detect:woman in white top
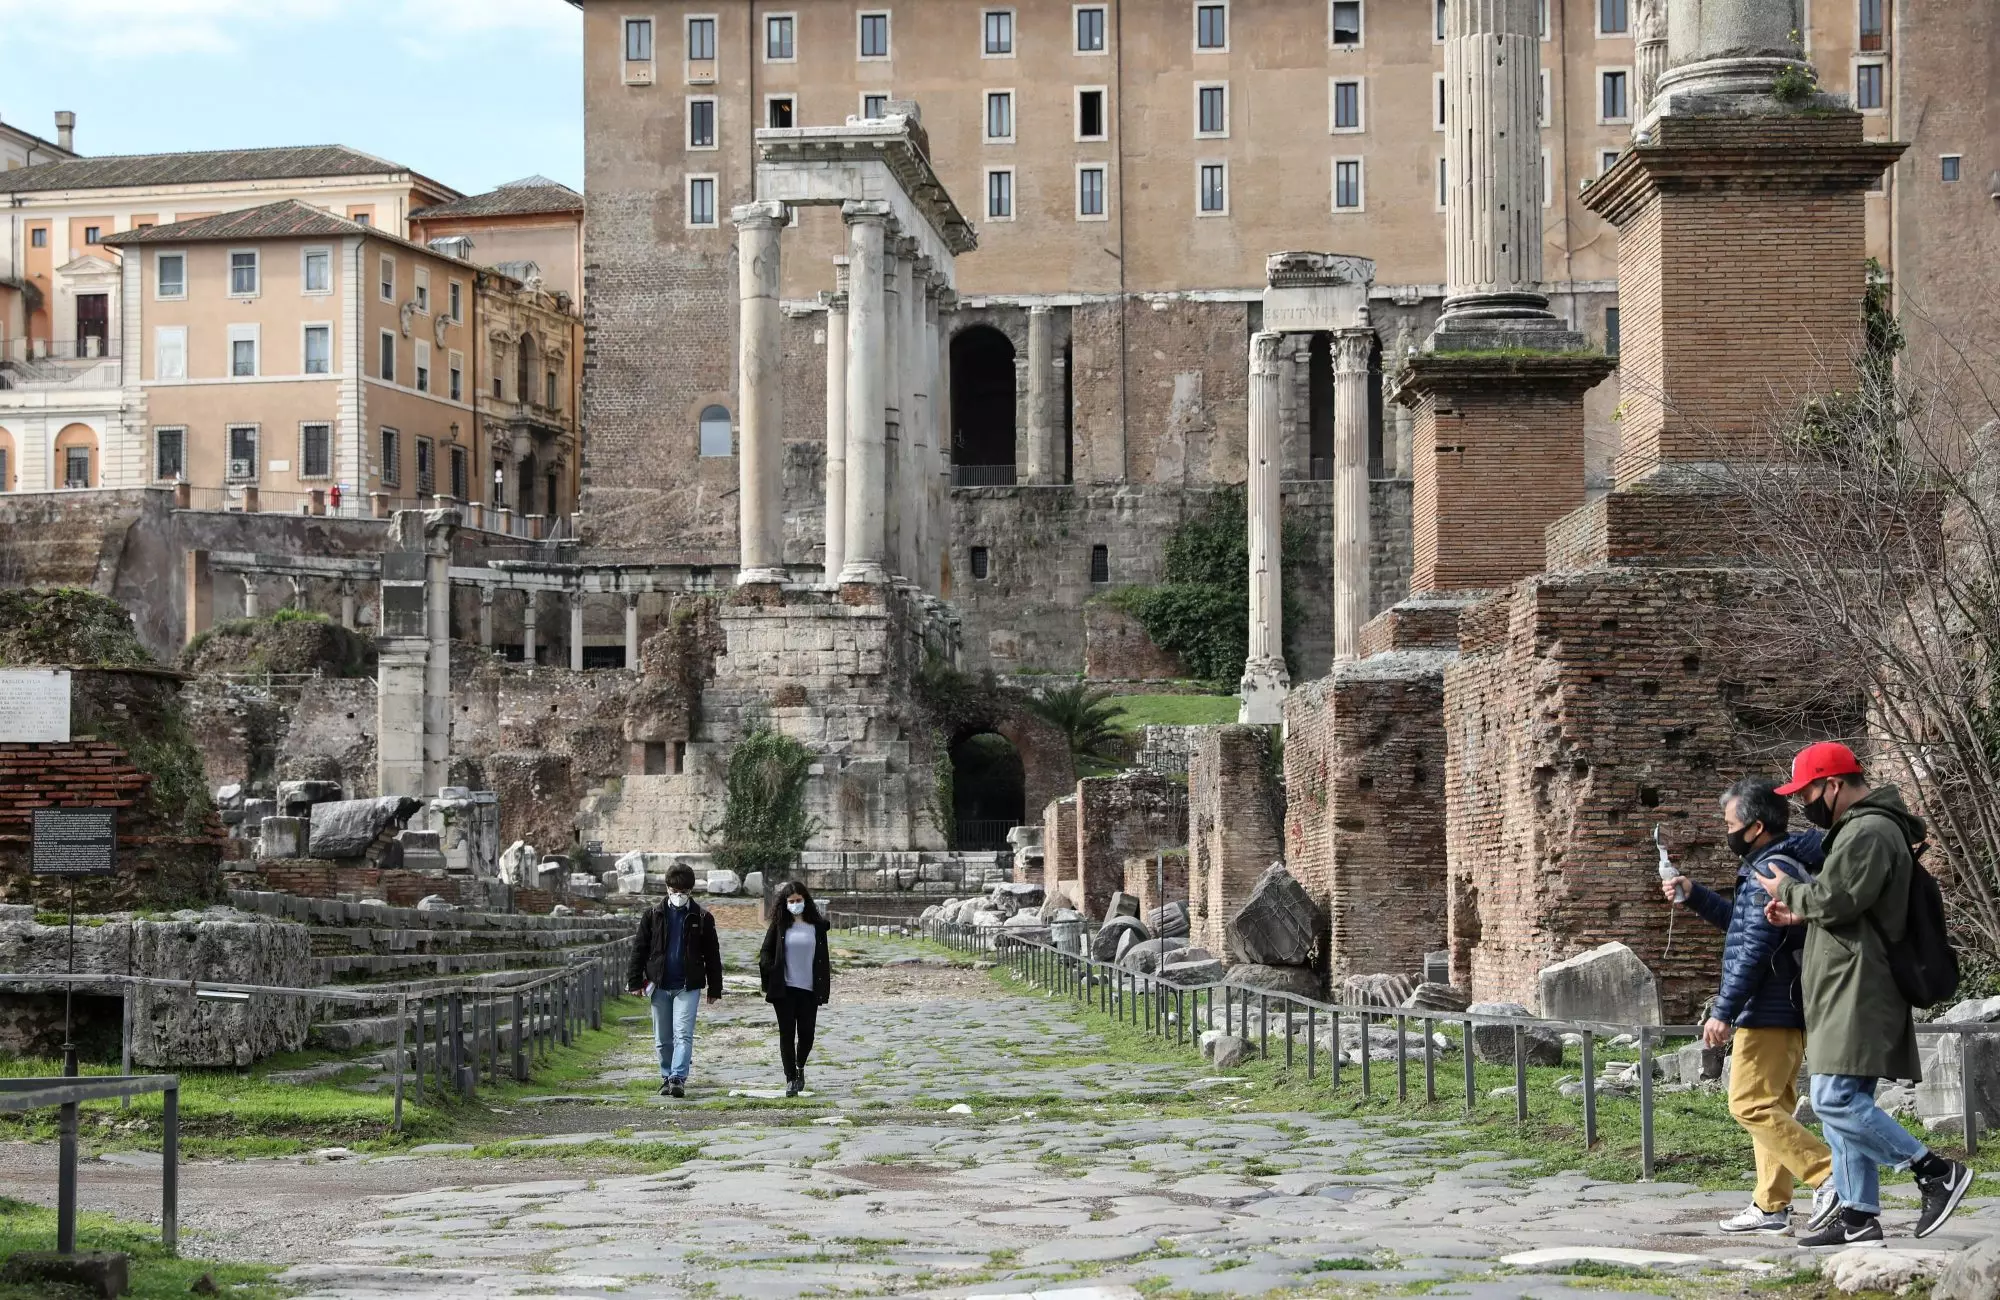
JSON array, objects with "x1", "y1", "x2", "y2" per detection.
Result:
[{"x1": 756, "y1": 879, "x2": 831, "y2": 1096}]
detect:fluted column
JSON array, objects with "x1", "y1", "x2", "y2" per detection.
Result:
[
  {"x1": 733, "y1": 200, "x2": 787, "y2": 585},
  {"x1": 1440, "y1": 0, "x2": 1547, "y2": 330},
  {"x1": 1332, "y1": 326, "x2": 1375, "y2": 661},
  {"x1": 838, "y1": 202, "x2": 891, "y2": 585},
  {"x1": 881, "y1": 240, "x2": 904, "y2": 581},
  {"x1": 907, "y1": 253, "x2": 933, "y2": 588},
  {"x1": 823, "y1": 262, "x2": 849, "y2": 584},
  {"x1": 1025, "y1": 305, "x2": 1054, "y2": 483},
  {"x1": 1659, "y1": 0, "x2": 1808, "y2": 100},
  {"x1": 921, "y1": 273, "x2": 945, "y2": 591},
  {"x1": 1634, "y1": 0, "x2": 1669, "y2": 118},
  {"x1": 1239, "y1": 331, "x2": 1289, "y2": 725}
]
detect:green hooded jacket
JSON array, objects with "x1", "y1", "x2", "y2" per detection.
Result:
[{"x1": 1773, "y1": 785, "x2": 1926, "y2": 1081}]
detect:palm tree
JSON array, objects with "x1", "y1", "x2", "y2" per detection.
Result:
[{"x1": 1025, "y1": 680, "x2": 1123, "y2": 766}]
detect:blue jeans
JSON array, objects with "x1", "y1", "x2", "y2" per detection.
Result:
[
  {"x1": 650, "y1": 986, "x2": 701, "y2": 1082},
  {"x1": 1811, "y1": 1073, "x2": 1929, "y2": 1215}
]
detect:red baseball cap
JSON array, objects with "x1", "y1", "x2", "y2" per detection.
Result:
[{"x1": 1775, "y1": 742, "x2": 1863, "y2": 796}]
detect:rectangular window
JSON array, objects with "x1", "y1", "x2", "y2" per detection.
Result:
[
  {"x1": 1436, "y1": 0, "x2": 1446, "y2": 39},
  {"x1": 1601, "y1": 148, "x2": 1622, "y2": 175},
  {"x1": 1334, "y1": 158, "x2": 1364, "y2": 210},
  {"x1": 863, "y1": 93, "x2": 889, "y2": 119},
  {"x1": 303, "y1": 247, "x2": 331, "y2": 294},
  {"x1": 65, "y1": 447, "x2": 90, "y2": 489},
  {"x1": 546, "y1": 371, "x2": 558, "y2": 408},
  {"x1": 986, "y1": 168, "x2": 1014, "y2": 219},
  {"x1": 859, "y1": 12, "x2": 890, "y2": 58},
  {"x1": 84, "y1": 225, "x2": 100, "y2": 244},
  {"x1": 414, "y1": 266, "x2": 430, "y2": 313},
  {"x1": 1599, "y1": 0, "x2": 1628, "y2": 34},
  {"x1": 1601, "y1": 69, "x2": 1630, "y2": 121},
  {"x1": 689, "y1": 97, "x2": 717, "y2": 148},
  {"x1": 379, "y1": 254, "x2": 395, "y2": 302},
  {"x1": 768, "y1": 95, "x2": 796, "y2": 128},
  {"x1": 304, "y1": 324, "x2": 331, "y2": 375},
  {"x1": 1076, "y1": 5, "x2": 1105, "y2": 51},
  {"x1": 1332, "y1": 78, "x2": 1362, "y2": 131},
  {"x1": 1197, "y1": 83, "x2": 1227, "y2": 136},
  {"x1": 1331, "y1": 0, "x2": 1362, "y2": 46},
  {"x1": 625, "y1": 17, "x2": 652, "y2": 61},
  {"x1": 984, "y1": 10, "x2": 1013, "y2": 54},
  {"x1": 230, "y1": 326, "x2": 259, "y2": 377},
  {"x1": 1090, "y1": 544, "x2": 1109, "y2": 583},
  {"x1": 416, "y1": 437, "x2": 435, "y2": 497},
  {"x1": 1434, "y1": 73, "x2": 1447, "y2": 129},
  {"x1": 1077, "y1": 88, "x2": 1106, "y2": 140},
  {"x1": 380, "y1": 428, "x2": 400, "y2": 487},
  {"x1": 1541, "y1": 0, "x2": 1550, "y2": 37},
  {"x1": 687, "y1": 16, "x2": 715, "y2": 59},
  {"x1": 971, "y1": 546, "x2": 990, "y2": 579},
  {"x1": 379, "y1": 330, "x2": 396, "y2": 382},
  {"x1": 986, "y1": 91, "x2": 1014, "y2": 140},
  {"x1": 1540, "y1": 68, "x2": 1551, "y2": 126},
  {"x1": 1942, "y1": 154, "x2": 1962, "y2": 182},
  {"x1": 766, "y1": 14, "x2": 795, "y2": 59},
  {"x1": 1605, "y1": 306, "x2": 1621, "y2": 357},
  {"x1": 29, "y1": 227, "x2": 47, "y2": 248},
  {"x1": 1542, "y1": 147, "x2": 1553, "y2": 206},
  {"x1": 301, "y1": 423, "x2": 332, "y2": 479},
  {"x1": 155, "y1": 327, "x2": 186, "y2": 380},
  {"x1": 1860, "y1": 0, "x2": 1884, "y2": 50},
  {"x1": 351, "y1": 210, "x2": 371, "y2": 227},
  {"x1": 449, "y1": 280, "x2": 463, "y2": 322},
  {"x1": 154, "y1": 428, "x2": 185, "y2": 481},
  {"x1": 1856, "y1": 62, "x2": 1884, "y2": 110},
  {"x1": 1197, "y1": 3, "x2": 1227, "y2": 49},
  {"x1": 227, "y1": 426, "x2": 258, "y2": 481},
  {"x1": 1078, "y1": 165, "x2": 1107, "y2": 217},
  {"x1": 450, "y1": 351, "x2": 464, "y2": 401},
  {"x1": 450, "y1": 445, "x2": 469, "y2": 500},
  {"x1": 156, "y1": 252, "x2": 186, "y2": 299},
  {"x1": 1436, "y1": 155, "x2": 1449, "y2": 211},
  {"x1": 229, "y1": 250, "x2": 259, "y2": 296},
  {"x1": 688, "y1": 175, "x2": 717, "y2": 226},
  {"x1": 415, "y1": 339, "x2": 431, "y2": 394},
  {"x1": 1198, "y1": 162, "x2": 1227, "y2": 214}
]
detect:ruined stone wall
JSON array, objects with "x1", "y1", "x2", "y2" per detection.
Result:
[
  {"x1": 1043, "y1": 794, "x2": 1077, "y2": 903},
  {"x1": 1123, "y1": 850, "x2": 1189, "y2": 925},
  {"x1": 1073, "y1": 771, "x2": 1188, "y2": 920},
  {"x1": 1284, "y1": 652, "x2": 1453, "y2": 983},
  {"x1": 1084, "y1": 605, "x2": 1187, "y2": 681},
  {"x1": 1187, "y1": 725, "x2": 1283, "y2": 959}
]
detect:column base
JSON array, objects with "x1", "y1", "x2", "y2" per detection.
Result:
[
  {"x1": 837, "y1": 560, "x2": 889, "y2": 586},
  {"x1": 1238, "y1": 657, "x2": 1291, "y2": 725},
  {"x1": 735, "y1": 567, "x2": 789, "y2": 587}
]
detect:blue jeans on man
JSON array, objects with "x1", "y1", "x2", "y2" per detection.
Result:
[
  {"x1": 650, "y1": 985, "x2": 701, "y2": 1083},
  {"x1": 1810, "y1": 1074, "x2": 1929, "y2": 1216}
]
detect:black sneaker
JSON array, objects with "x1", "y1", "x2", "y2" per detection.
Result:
[
  {"x1": 785, "y1": 1074, "x2": 800, "y2": 1098},
  {"x1": 657, "y1": 1080, "x2": 673, "y2": 1096},
  {"x1": 1915, "y1": 1160, "x2": 1973, "y2": 1239},
  {"x1": 669, "y1": 1078, "x2": 686, "y2": 1098},
  {"x1": 1799, "y1": 1214, "x2": 1882, "y2": 1248}
]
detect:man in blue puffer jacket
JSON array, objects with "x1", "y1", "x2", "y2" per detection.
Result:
[{"x1": 1662, "y1": 777, "x2": 1835, "y2": 1237}]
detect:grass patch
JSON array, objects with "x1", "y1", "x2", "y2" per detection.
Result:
[
  {"x1": 1105, "y1": 694, "x2": 1239, "y2": 732},
  {"x1": 0, "y1": 1197, "x2": 292, "y2": 1299},
  {"x1": 463, "y1": 1139, "x2": 700, "y2": 1170},
  {"x1": 1308, "y1": 1257, "x2": 1377, "y2": 1272}
]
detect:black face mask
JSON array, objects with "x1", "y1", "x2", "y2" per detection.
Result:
[
  {"x1": 1726, "y1": 826, "x2": 1760, "y2": 858},
  {"x1": 1801, "y1": 786, "x2": 1837, "y2": 830}
]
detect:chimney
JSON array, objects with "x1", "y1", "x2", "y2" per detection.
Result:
[{"x1": 54, "y1": 111, "x2": 75, "y2": 153}]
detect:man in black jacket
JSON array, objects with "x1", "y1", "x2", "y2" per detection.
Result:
[
  {"x1": 625, "y1": 863, "x2": 723, "y2": 1097},
  {"x1": 1663, "y1": 778, "x2": 1833, "y2": 1236}
]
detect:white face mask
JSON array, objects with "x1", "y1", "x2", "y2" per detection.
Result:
[
  {"x1": 787, "y1": 900, "x2": 807, "y2": 916},
  {"x1": 667, "y1": 892, "x2": 688, "y2": 908}
]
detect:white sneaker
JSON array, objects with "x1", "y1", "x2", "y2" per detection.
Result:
[
  {"x1": 1807, "y1": 1182, "x2": 1842, "y2": 1233},
  {"x1": 1718, "y1": 1205, "x2": 1792, "y2": 1235}
]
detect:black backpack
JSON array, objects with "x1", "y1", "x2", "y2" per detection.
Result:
[{"x1": 1858, "y1": 812, "x2": 1959, "y2": 1008}]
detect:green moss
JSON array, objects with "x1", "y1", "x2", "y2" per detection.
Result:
[{"x1": 0, "y1": 588, "x2": 154, "y2": 668}]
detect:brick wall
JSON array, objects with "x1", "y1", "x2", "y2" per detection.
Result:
[
  {"x1": 1073, "y1": 771, "x2": 1187, "y2": 920},
  {"x1": 1122, "y1": 849, "x2": 1188, "y2": 925},
  {"x1": 1284, "y1": 652, "x2": 1453, "y2": 982},
  {"x1": 1043, "y1": 794, "x2": 1077, "y2": 901},
  {"x1": 1187, "y1": 725, "x2": 1283, "y2": 959},
  {"x1": 253, "y1": 861, "x2": 481, "y2": 908},
  {"x1": 1084, "y1": 604, "x2": 1186, "y2": 681}
]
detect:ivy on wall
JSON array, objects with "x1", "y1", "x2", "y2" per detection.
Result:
[{"x1": 697, "y1": 728, "x2": 821, "y2": 879}]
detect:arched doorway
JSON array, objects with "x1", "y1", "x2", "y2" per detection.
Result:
[
  {"x1": 950, "y1": 325, "x2": 1017, "y2": 486},
  {"x1": 54, "y1": 423, "x2": 98, "y2": 489},
  {"x1": 950, "y1": 731, "x2": 1025, "y2": 850}
]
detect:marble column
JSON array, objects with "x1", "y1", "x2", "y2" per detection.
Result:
[
  {"x1": 1239, "y1": 331, "x2": 1289, "y2": 725},
  {"x1": 1437, "y1": 0, "x2": 1569, "y2": 344},
  {"x1": 733, "y1": 200, "x2": 788, "y2": 585},
  {"x1": 1332, "y1": 325, "x2": 1375, "y2": 661},
  {"x1": 1659, "y1": 0, "x2": 1807, "y2": 100},
  {"x1": 340, "y1": 581, "x2": 357, "y2": 631},
  {"x1": 478, "y1": 585, "x2": 494, "y2": 648},
  {"x1": 1634, "y1": 0, "x2": 1669, "y2": 117},
  {"x1": 918, "y1": 267, "x2": 944, "y2": 591},
  {"x1": 624, "y1": 593, "x2": 640, "y2": 668},
  {"x1": 935, "y1": 288, "x2": 957, "y2": 579},
  {"x1": 241, "y1": 574, "x2": 260, "y2": 619},
  {"x1": 907, "y1": 254, "x2": 933, "y2": 588},
  {"x1": 569, "y1": 588, "x2": 585, "y2": 670},
  {"x1": 823, "y1": 263, "x2": 849, "y2": 584},
  {"x1": 423, "y1": 516, "x2": 455, "y2": 795},
  {"x1": 523, "y1": 592, "x2": 539, "y2": 665},
  {"x1": 1025, "y1": 306, "x2": 1054, "y2": 483},
  {"x1": 881, "y1": 240, "x2": 904, "y2": 581},
  {"x1": 838, "y1": 202, "x2": 891, "y2": 585}
]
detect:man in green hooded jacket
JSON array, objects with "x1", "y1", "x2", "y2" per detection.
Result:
[{"x1": 1755, "y1": 742, "x2": 1971, "y2": 1246}]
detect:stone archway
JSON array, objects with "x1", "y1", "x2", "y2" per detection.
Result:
[
  {"x1": 949, "y1": 325, "x2": 1017, "y2": 485},
  {"x1": 54, "y1": 422, "x2": 98, "y2": 489}
]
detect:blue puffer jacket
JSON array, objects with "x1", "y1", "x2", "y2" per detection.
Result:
[{"x1": 1684, "y1": 830, "x2": 1824, "y2": 1029}]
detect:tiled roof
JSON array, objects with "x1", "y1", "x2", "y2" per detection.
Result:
[
  {"x1": 100, "y1": 200, "x2": 488, "y2": 274},
  {"x1": 412, "y1": 182, "x2": 583, "y2": 220},
  {"x1": 0, "y1": 144, "x2": 455, "y2": 196}
]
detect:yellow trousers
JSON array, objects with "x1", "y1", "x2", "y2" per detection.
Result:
[{"x1": 1730, "y1": 1026, "x2": 1833, "y2": 1212}]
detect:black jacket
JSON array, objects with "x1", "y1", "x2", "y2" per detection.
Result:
[
  {"x1": 627, "y1": 899, "x2": 723, "y2": 997},
  {"x1": 1684, "y1": 830, "x2": 1823, "y2": 1029},
  {"x1": 757, "y1": 916, "x2": 831, "y2": 1005}
]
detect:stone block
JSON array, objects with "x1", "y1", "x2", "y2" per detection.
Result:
[
  {"x1": 1224, "y1": 962, "x2": 1321, "y2": 1000},
  {"x1": 1120, "y1": 936, "x2": 1189, "y2": 974},
  {"x1": 1147, "y1": 899, "x2": 1190, "y2": 939},
  {"x1": 0, "y1": 1250, "x2": 128, "y2": 1298},
  {"x1": 1401, "y1": 982, "x2": 1471, "y2": 1013},
  {"x1": 309, "y1": 797, "x2": 421, "y2": 860},
  {"x1": 1936, "y1": 1234, "x2": 2000, "y2": 1300},
  {"x1": 1158, "y1": 957, "x2": 1225, "y2": 986},
  {"x1": 1105, "y1": 891, "x2": 1140, "y2": 919},
  {"x1": 1917, "y1": 999, "x2": 2000, "y2": 1128},
  {"x1": 1090, "y1": 915, "x2": 1149, "y2": 963},
  {"x1": 276, "y1": 779, "x2": 343, "y2": 816},
  {"x1": 1536, "y1": 942, "x2": 1663, "y2": 1028},
  {"x1": 706, "y1": 869, "x2": 743, "y2": 896},
  {"x1": 1225, "y1": 862, "x2": 1321, "y2": 967},
  {"x1": 254, "y1": 816, "x2": 303, "y2": 860},
  {"x1": 1467, "y1": 1002, "x2": 1565, "y2": 1067}
]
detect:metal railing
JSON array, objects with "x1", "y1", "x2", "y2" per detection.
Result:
[
  {"x1": 951, "y1": 464, "x2": 1018, "y2": 487},
  {"x1": 0, "y1": 935, "x2": 632, "y2": 1133},
  {"x1": 0, "y1": 1074, "x2": 178, "y2": 1255},
  {"x1": 831, "y1": 912, "x2": 2000, "y2": 1173},
  {"x1": 0, "y1": 337, "x2": 121, "y2": 363}
]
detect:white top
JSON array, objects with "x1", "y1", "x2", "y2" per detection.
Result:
[{"x1": 783, "y1": 922, "x2": 817, "y2": 991}]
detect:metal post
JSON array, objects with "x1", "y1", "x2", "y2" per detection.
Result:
[
  {"x1": 1582, "y1": 1032, "x2": 1597, "y2": 1147},
  {"x1": 1307, "y1": 1005, "x2": 1317, "y2": 1080},
  {"x1": 1463, "y1": 1017, "x2": 1477, "y2": 1116},
  {"x1": 1396, "y1": 1013, "x2": 1409, "y2": 1102},
  {"x1": 1639, "y1": 1026, "x2": 1655, "y2": 1179},
  {"x1": 120, "y1": 986, "x2": 132, "y2": 1110},
  {"x1": 412, "y1": 998, "x2": 425, "y2": 1106},
  {"x1": 394, "y1": 995, "x2": 407, "y2": 1132},
  {"x1": 1964, "y1": 1029, "x2": 1981, "y2": 1157},
  {"x1": 1285, "y1": 1001, "x2": 1295, "y2": 1070},
  {"x1": 162, "y1": 1083, "x2": 178, "y2": 1253},
  {"x1": 512, "y1": 990, "x2": 528, "y2": 1081},
  {"x1": 1513, "y1": 1025, "x2": 1528, "y2": 1125},
  {"x1": 1259, "y1": 994, "x2": 1269, "y2": 1059},
  {"x1": 56, "y1": 1093, "x2": 77, "y2": 1253},
  {"x1": 1331, "y1": 1009, "x2": 1341, "y2": 1088},
  {"x1": 1423, "y1": 1015, "x2": 1436, "y2": 1104},
  {"x1": 1361, "y1": 1011, "x2": 1373, "y2": 1097}
]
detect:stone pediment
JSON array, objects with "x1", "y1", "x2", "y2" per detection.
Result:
[{"x1": 55, "y1": 254, "x2": 120, "y2": 281}]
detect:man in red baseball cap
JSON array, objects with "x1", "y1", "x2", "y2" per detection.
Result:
[{"x1": 1754, "y1": 743, "x2": 1970, "y2": 1245}]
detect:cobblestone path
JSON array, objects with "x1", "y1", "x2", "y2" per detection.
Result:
[{"x1": 260, "y1": 935, "x2": 1997, "y2": 1297}]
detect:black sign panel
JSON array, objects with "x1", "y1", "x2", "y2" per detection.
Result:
[{"x1": 32, "y1": 808, "x2": 118, "y2": 877}]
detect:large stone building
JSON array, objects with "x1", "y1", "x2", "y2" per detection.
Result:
[{"x1": 568, "y1": 0, "x2": 1973, "y2": 676}]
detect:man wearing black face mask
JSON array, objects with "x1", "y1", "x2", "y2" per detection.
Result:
[
  {"x1": 1663, "y1": 778, "x2": 1833, "y2": 1236},
  {"x1": 1755, "y1": 743, "x2": 1971, "y2": 1245}
]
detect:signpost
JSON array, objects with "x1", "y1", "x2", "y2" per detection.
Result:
[{"x1": 31, "y1": 807, "x2": 116, "y2": 1256}]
